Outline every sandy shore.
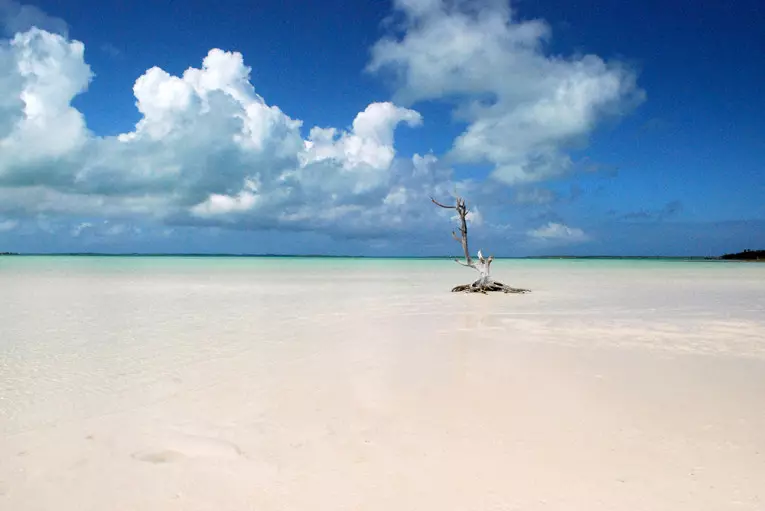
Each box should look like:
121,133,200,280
1,258,764,510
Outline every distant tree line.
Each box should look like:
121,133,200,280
721,249,765,261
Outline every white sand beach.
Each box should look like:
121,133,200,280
1,257,764,510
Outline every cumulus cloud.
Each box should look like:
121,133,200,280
300,102,422,185
0,24,455,238
0,29,92,179
0,0,643,246
368,0,643,184
527,222,588,244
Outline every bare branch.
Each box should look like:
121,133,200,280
430,196,456,209
432,195,472,265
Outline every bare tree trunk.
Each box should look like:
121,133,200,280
431,196,529,294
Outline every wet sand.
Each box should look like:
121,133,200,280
1,258,764,510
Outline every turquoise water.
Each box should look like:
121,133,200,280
0,254,746,273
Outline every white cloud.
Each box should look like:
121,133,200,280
451,206,483,227
368,0,643,184
68,220,141,239
296,102,423,196
0,0,642,244
0,0,67,37
302,102,421,172
0,28,91,177
191,184,259,217
527,222,588,243
0,24,455,237
0,218,18,231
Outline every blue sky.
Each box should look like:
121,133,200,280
0,0,763,256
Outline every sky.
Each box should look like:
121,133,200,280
0,0,763,256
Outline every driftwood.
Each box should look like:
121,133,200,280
431,196,530,294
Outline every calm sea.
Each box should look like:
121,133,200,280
0,254,735,272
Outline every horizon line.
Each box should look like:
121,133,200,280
0,252,727,260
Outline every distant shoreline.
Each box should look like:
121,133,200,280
0,252,744,261
720,250,765,262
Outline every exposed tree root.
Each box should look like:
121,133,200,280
451,279,530,294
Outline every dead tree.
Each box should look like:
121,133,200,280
431,196,530,294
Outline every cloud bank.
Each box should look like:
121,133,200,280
369,0,642,185
0,28,456,238
0,0,641,248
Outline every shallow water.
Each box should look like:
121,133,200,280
1,257,764,510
